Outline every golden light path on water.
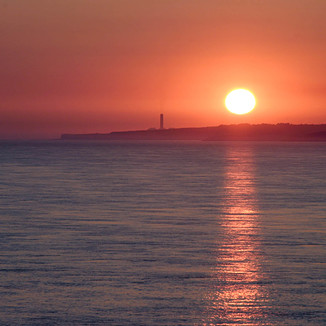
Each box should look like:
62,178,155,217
203,146,268,325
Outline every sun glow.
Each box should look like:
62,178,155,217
225,89,256,115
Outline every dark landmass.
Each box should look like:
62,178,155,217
61,123,326,141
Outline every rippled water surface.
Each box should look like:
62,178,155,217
0,141,325,325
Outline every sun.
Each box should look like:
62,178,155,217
225,89,256,115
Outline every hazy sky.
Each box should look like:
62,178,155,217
1,0,326,138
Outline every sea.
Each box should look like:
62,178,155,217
0,140,325,325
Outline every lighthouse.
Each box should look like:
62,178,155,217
160,113,164,130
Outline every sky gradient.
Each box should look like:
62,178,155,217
1,0,326,138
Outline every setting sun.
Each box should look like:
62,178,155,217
225,89,256,115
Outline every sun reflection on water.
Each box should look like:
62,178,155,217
203,147,268,325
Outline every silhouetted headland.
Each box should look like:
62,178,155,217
61,123,326,141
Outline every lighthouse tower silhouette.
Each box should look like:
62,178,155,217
160,114,164,130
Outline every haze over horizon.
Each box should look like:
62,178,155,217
1,0,326,139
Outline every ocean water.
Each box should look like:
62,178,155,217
0,141,325,325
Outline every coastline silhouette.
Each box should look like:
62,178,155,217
61,123,326,141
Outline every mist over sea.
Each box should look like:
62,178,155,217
0,140,325,325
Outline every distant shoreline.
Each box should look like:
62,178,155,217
61,123,326,142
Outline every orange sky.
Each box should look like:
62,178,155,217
1,0,326,138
